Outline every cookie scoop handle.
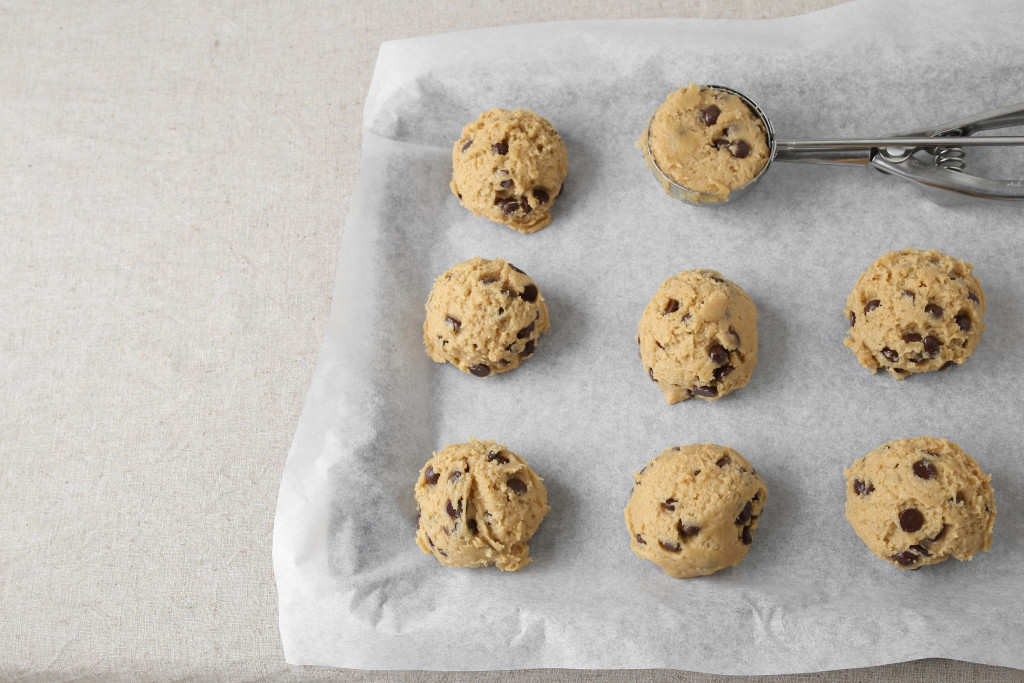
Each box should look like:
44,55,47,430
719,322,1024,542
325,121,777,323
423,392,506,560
774,135,1024,165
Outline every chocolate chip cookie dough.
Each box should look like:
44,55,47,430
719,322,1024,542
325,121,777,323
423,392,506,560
844,248,985,378
643,83,770,203
637,269,758,403
451,108,568,233
415,439,550,571
625,444,767,578
844,436,995,570
424,257,549,378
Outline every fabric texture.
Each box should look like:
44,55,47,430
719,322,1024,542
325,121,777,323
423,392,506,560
1,0,1018,679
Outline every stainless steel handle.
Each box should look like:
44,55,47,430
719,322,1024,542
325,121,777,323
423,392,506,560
774,136,1024,166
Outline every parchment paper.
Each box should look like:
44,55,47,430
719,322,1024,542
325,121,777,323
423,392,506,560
273,0,1024,673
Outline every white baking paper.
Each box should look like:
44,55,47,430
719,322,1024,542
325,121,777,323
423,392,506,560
273,0,1024,673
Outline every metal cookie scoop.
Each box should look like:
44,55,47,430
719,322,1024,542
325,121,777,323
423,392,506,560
644,85,1024,205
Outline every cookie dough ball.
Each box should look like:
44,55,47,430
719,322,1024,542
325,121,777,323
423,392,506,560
643,83,770,203
424,257,549,378
844,436,995,570
415,439,549,571
844,248,985,379
638,269,758,403
625,444,767,578
451,108,568,233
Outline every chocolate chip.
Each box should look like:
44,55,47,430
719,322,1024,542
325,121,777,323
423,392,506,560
481,277,497,285
439,549,448,557
448,470,461,483
864,299,880,314
649,367,655,381
660,541,682,552
736,501,753,525
968,292,979,303
661,498,676,512
708,344,728,365
635,533,646,544
664,298,679,314
913,459,937,480
682,314,692,324
457,193,462,200
424,465,439,485
899,508,924,533
730,140,750,158
521,199,532,215
713,365,733,382
903,290,916,300
492,141,508,155
507,478,527,495
498,199,519,215
730,328,740,344
444,315,461,331
939,360,955,371
461,139,473,152
892,550,918,566
711,276,726,284
716,455,731,467
956,313,971,331
713,138,730,150
925,303,943,319
677,521,701,537
512,323,533,341
500,179,512,189
532,188,549,204
520,339,535,357
930,525,947,542
866,482,875,494
520,284,538,303
741,526,753,545
469,364,490,377
693,469,701,476
923,335,941,355
488,451,510,464
853,479,875,495
701,105,721,126
692,385,717,398
446,500,461,519
426,535,434,548
881,347,899,363
849,312,856,327
955,492,965,504
909,543,930,557
902,333,922,343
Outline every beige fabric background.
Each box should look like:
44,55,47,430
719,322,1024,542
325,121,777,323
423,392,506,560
2,1,1021,680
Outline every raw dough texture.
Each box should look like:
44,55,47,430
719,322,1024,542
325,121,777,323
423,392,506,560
415,439,549,571
637,269,758,403
844,436,995,570
624,444,767,578
643,83,770,203
844,248,985,378
424,257,549,377
451,108,568,233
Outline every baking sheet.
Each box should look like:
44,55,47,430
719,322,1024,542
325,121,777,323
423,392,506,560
272,0,1024,673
